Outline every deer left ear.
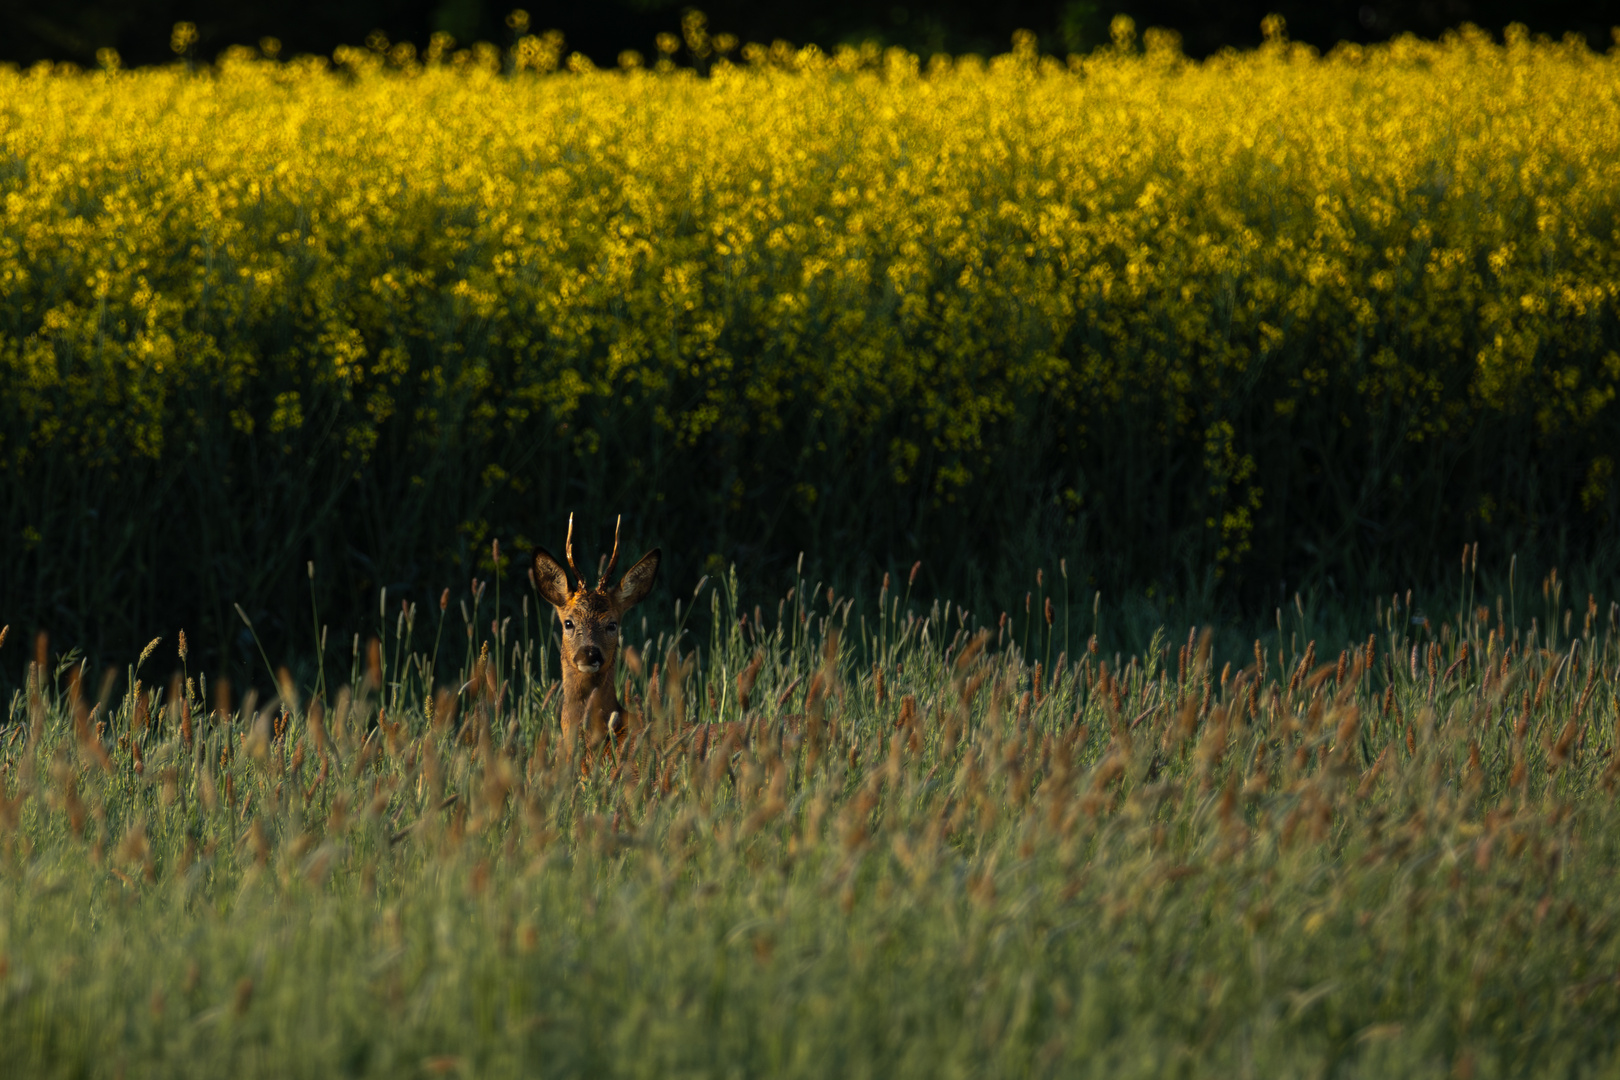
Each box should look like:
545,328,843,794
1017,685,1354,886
532,548,573,608
615,548,661,609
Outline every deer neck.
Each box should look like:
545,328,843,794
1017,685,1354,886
560,663,622,738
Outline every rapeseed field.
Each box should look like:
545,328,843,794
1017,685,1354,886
3,21,1620,661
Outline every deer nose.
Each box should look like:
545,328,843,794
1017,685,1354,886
578,645,604,671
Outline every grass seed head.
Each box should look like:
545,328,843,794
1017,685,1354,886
116,818,149,867
133,682,149,737
365,637,383,690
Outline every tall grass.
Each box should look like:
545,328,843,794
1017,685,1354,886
4,562,1620,1077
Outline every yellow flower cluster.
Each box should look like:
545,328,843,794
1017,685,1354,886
2,24,1618,583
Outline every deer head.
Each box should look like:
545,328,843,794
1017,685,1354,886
532,515,660,737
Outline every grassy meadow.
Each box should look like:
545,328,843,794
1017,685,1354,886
5,562,1620,1076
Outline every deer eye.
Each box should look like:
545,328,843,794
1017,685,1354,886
563,619,574,632
605,622,618,634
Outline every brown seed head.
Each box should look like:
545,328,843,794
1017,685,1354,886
1195,628,1214,672
276,667,298,714
307,698,326,754
898,694,918,730
953,629,989,673
432,687,456,731
116,819,149,867
1551,716,1578,766
738,652,764,712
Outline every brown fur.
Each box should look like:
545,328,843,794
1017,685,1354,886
535,516,806,778
533,515,660,754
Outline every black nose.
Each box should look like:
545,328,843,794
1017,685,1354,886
582,645,604,667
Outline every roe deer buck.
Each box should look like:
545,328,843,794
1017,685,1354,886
532,514,660,755
534,514,804,778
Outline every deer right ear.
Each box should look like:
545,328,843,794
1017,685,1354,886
614,548,661,609
532,548,573,608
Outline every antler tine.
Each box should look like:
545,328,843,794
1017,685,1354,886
598,515,622,589
564,512,582,592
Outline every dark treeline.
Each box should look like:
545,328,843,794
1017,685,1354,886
1,0,1614,68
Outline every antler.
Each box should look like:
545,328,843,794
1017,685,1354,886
564,512,582,592
598,515,622,589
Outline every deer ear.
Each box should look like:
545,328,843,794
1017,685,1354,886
532,548,572,608
614,548,661,610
